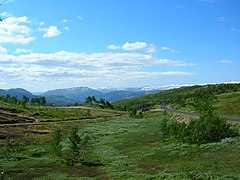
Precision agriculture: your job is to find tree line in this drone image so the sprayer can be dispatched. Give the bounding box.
[159,85,239,144]
[85,96,114,109]
[159,113,238,144]
[0,94,46,108]
[113,83,240,111]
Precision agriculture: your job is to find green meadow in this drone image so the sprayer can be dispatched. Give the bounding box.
[1,84,240,179]
[0,106,239,179]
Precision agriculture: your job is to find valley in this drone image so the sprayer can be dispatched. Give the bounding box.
[1,1,239,179]
[0,83,239,179]
[0,87,163,106]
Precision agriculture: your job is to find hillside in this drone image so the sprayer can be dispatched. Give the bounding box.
[113,83,240,117]
[113,85,203,110]
[45,95,78,105]
[0,88,37,99]
[43,87,103,103]
[214,92,240,117]
[0,84,240,179]
[0,87,163,105]
[42,86,163,104]
[102,90,154,102]
[0,100,239,179]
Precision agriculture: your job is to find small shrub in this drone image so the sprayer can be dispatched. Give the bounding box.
[186,114,238,144]
[68,127,81,156]
[160,114,239,144]
[0,163,6,179]
[52,129,62,157]
[32,148,48,157]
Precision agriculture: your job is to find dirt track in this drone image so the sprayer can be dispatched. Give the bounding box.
[159,105,240,122]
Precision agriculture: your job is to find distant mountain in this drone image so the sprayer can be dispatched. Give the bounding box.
[0,88,77,105]
[1,86,164,105]
[0,89,5,96]
[102,90,147,102]
[113,83,240,114]
[43,87,103,103]
[0,88,37,99]
[42,86,163,104]
[94,86,164,93]
[45,95,79,105]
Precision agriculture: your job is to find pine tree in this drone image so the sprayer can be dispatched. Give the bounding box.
[21,95,29,108]
[69,127,81,156]
[52,129,62,157]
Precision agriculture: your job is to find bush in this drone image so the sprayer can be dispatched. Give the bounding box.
[68,127,81,156]
[160,114,239,144]
[186,114,238,144]
[32,148,48,157]
[0,163,5,179]
[52,129,62,157]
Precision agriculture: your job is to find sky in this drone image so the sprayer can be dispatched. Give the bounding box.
[0,0,239,92]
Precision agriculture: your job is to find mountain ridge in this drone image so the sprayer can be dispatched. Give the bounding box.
[0,86,164,105]
[0,88,37,99]
[42,86,163,104]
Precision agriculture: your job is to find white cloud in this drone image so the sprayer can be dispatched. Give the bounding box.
[39,22,45,26]
[126,71,193,79]
[146,44,157,53]
[0,50,195,84]
[0,11,12,17]
[0,0,15,4]
[11,51,194,67]
[0,46,8,54]
[14,48,32,54]
[122,42,148,51]
[0,16,34,44]
[61,19,68,23]
[63,26,70,31]
[218,60,233,64]
[41,25,61,38]
[5,0,15,4]
[107,44,121,50]
[108,41,157,53]
[161,46,177,53]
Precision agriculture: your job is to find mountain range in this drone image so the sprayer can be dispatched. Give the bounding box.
[0,88,37,99]
[0,86,163,105]
[42,86,163,104]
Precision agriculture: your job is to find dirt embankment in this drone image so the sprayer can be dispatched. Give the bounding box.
[0,109,35,124]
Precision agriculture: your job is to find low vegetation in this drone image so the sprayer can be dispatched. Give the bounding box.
[85,96,114,109]
[0,83,239,179]
[160,113,238,144]
[114,83,240,117]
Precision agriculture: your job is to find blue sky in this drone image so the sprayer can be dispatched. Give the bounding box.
[0,0,239,91]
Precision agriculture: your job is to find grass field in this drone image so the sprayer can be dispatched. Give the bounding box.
[1,107,240,179]
[214,92,240,118]
[172,92,240,119]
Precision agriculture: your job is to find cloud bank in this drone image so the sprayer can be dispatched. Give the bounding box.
[0,16,34,44]
[0,50,195,84]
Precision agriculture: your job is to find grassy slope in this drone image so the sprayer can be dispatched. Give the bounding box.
[1,110,239,179]
[214,92,240,118]
[87,113,240,179]
[113,85,200,109]
[114,84,240,118]
[0,101,123,124]
[0,88,240,179]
